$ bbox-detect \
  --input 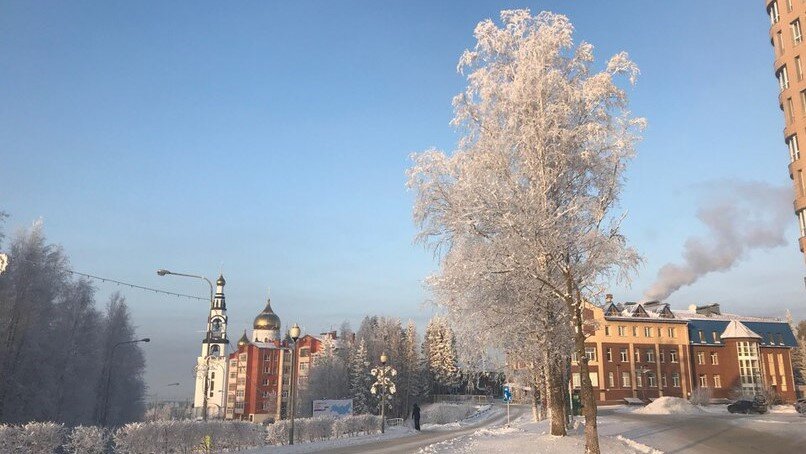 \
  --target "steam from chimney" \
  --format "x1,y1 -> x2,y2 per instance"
644,181 -> 791,301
